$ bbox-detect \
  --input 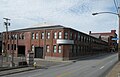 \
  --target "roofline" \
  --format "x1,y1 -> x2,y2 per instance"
5,25 -> 67,32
